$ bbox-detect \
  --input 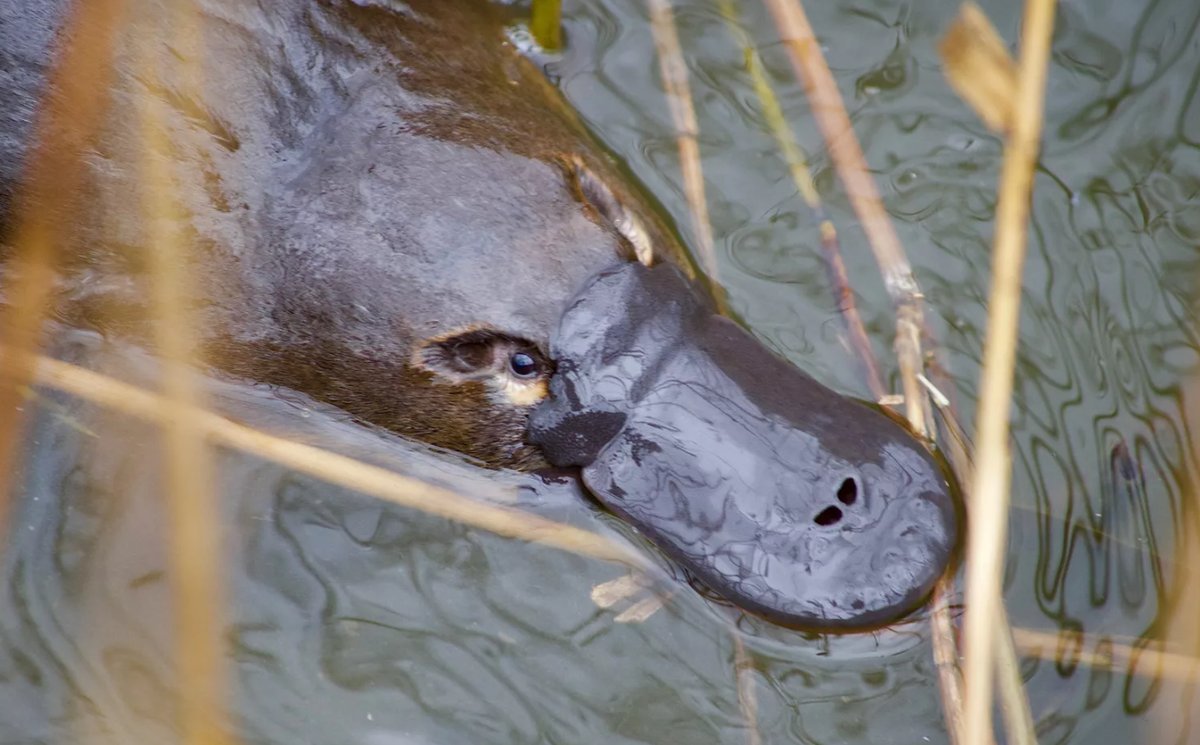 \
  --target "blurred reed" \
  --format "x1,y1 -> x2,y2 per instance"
0,0 -> 131,539
1013,627 -> 1200,683
27,352 -> 646,567
1157,511 -> 1200,743
939,3 -> 1018,136
0,6 -> 651,744
136,2 -> 231,742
